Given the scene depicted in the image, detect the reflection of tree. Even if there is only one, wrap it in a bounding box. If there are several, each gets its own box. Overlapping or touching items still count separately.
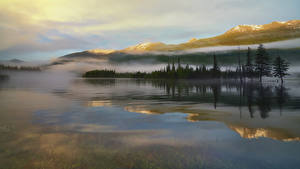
[275,85,289,116]
[195,84,207,96]
[238,83,243,118]
[246,83,255,118]
[0,74,9,81]
[211,84,221,109]
[177,84,182,99]
[84,78,116,86]
[256,85,272,119]
[147,79,290,119]
[166,83,171,96]
[171,83,175,98]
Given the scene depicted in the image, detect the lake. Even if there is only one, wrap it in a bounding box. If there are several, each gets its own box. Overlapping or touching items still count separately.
[0,71,300,169]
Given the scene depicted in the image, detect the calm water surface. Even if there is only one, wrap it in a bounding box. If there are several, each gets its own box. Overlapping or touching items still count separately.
[0,71,300,169]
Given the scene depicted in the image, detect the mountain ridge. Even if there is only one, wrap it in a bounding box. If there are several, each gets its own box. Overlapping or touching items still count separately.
[60,20,300,60]
[121,20,300,52]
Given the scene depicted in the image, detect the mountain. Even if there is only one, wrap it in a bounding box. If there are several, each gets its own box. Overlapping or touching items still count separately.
[9,59,24,63]
[123,20,300,52]
[122,42,169,52]
[56,20,300,65]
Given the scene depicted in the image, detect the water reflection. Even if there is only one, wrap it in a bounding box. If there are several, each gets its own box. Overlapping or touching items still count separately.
[79,79,300,142]
[86,100,112,107]
[1,73,300,169]
[228,125,300,141]
[158,80,292,119]
[275,85,289,116]
[84,79,291,120]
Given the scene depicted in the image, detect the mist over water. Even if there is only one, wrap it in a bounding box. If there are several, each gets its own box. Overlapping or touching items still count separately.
[3,38,300,75]
[1,38,300,169]
[1,0,300,167]
[49,61,167,73]
[1,69,300,169]
[42,38,300,74]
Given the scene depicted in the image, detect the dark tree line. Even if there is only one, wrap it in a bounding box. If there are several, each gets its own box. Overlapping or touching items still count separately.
[147,44,289,82]
[83,44,290,83]
[0,64,41,71]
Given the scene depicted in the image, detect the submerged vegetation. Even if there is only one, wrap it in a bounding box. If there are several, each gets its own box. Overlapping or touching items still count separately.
[83,44,290,83]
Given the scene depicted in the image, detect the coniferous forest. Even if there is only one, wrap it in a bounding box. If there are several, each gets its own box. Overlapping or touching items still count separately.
[83,44,290,83]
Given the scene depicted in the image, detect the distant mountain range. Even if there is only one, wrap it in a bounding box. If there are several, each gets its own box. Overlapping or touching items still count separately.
[122,20,300,52]
[9,59,24,63]
[0,59,25,65]
[56,20,300,65]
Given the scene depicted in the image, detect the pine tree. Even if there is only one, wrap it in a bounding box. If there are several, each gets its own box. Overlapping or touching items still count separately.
[177,57,182,72]
[255,44,271,82]
[272,56,289,83]
[212,54,220,71]
[171,58,175,72]
[185,64,190,71]
[245,47,254,78]
[166,57,171,72]
[237,46,243,82]
[212,54,220,78]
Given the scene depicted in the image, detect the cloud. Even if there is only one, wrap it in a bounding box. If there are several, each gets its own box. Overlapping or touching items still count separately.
[0,0,299,60]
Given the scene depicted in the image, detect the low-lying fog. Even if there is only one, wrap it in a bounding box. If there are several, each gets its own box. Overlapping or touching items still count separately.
[48,38,300,74]
[52,61,167,73]
[47,63,300,78]
[1,38,300,75]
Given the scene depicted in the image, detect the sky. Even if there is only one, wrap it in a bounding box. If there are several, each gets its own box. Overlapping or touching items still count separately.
[0,0,299,61]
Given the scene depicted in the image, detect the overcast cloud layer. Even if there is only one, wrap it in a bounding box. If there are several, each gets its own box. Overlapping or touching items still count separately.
[0,0,299,60]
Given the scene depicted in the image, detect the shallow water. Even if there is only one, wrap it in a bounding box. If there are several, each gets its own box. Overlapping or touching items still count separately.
[0,71,300,169]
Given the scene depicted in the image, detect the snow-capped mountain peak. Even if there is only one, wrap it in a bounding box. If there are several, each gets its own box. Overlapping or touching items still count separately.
[226,20,300,34]
[124,42,166,51]
[233,25,263,31]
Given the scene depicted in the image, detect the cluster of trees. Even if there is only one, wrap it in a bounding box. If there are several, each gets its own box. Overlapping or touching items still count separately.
[150,44,289,83]
[82,69,147,78]
[148,54,247,79]
[83,44,290,83]
[83,70,116,78]
[245,44,289,83]
[0,64,41,71]
[149,55,220,79]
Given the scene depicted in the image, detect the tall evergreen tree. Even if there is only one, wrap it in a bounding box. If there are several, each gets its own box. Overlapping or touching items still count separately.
[166,57,171,72]
[195,66,199,72]
[177,57,182,71]
[202,65,207,72]
[212,54,220,78]
[255,44,271,82]
[245,47,254,78]
[237,46,243,82]
[272,56,289,83]
[171,58,176,72]
[185,64,190,71]
[212,54,220,71]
